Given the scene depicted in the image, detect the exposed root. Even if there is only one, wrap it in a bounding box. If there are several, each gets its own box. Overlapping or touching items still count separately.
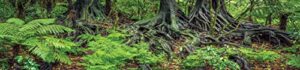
[126,0,199,60]
[229,55,251,70]
[71,0,105,20]
[189,0,293,47]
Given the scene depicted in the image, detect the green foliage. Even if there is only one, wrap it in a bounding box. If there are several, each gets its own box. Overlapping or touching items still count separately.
[238,48,281,62]
[0,18,73,42]
[25,3,49,21]
[6,18,25,25]
[291,32,300,42]
[183,46,282,69]
[0,0,15,19]
[0,0,299,69]
[225,47,281,62]
[0,58,9,70]
[182,46,240,70]
[15,56,39,70]
[51,3,68,17]
[23,36,76,64]
[0,18,75,64]
[115,0,158,20]
[286,54,300,68]
[283,44,300,53]
[228,0,300,31]
[80,32,163,70]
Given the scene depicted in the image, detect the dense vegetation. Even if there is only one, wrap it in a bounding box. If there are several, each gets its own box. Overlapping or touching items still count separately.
[0,0,300,70]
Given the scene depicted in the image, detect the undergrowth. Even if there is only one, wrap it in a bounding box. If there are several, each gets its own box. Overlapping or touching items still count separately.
[182,46,282,70]
[0,18,75,65]
[79,31,164,70]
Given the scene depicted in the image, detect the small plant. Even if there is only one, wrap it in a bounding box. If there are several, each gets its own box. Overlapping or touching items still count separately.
[182,46,240,70]
[282,44,300,53]
[80,31,163,70]
[182,46,282,70]
[0,18,75,64]
[51,3,68,17]
[239,48,281,62]
[286,54,300,68]
[15,56,39,70]
[23,36,76,64]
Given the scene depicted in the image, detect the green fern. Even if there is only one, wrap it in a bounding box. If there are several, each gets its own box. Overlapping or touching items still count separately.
[15,56,39,70]
[182,46,240,70]
[286,54,300,68]
[238,48,281,62]
[6,18,25,25]
[0,18,76,64]
[81,32,163,70]
[22,36,76,64]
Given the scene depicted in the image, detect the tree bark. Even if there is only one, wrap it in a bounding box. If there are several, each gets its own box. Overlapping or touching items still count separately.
[189,0,292,46]
[105,0,112,16]
[279,13,289,31]
[70,0,104,20]
[189,0,237,32]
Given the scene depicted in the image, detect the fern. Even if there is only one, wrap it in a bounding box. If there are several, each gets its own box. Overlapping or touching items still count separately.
[34,25,74,35]
[81,32,163,70]
[0,18,76,64]
[0,21,24,42]
[238,48,281,62]
[183,46,282,70]
[15,56,39,70]
[19,18,74,35]
[286,54,300,68]
[20,19,56,31]
[23,36,75,64]
[6,18,25,25]
[182,46,240,70]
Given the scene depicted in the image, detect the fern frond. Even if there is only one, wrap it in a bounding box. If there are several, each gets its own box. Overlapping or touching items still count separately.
[0,23,21,35]
[30,44,54,62]
[20,18,56,31]
[34,25,74,35]
[0,23,24,41]
[45,37,76,49]
[53,53,72,64]
[22,37,41,47]
[78,34,97,41]
[1,18,75,65]
[6,18,25,25]
[25,37,74,64]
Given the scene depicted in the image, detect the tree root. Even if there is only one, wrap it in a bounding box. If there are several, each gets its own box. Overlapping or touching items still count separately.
[70,0,105,20]
[229,55,251,70]
[188,0,293,47]
[127,0,194,59]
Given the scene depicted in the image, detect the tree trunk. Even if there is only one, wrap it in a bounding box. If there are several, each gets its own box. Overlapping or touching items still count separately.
[45,0,53,13]
[266,13,273,25]
[11,0,26,18]
[69,0,105,20]
[128,0,190,60]
[189,0,237,32]
[105,0,112,16]
[279,13,289,31]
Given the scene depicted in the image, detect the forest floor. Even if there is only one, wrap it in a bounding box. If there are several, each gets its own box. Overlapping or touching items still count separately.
[48,42,299,70]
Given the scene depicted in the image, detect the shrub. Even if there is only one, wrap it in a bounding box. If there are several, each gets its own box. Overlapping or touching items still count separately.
[15,56,39,70]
